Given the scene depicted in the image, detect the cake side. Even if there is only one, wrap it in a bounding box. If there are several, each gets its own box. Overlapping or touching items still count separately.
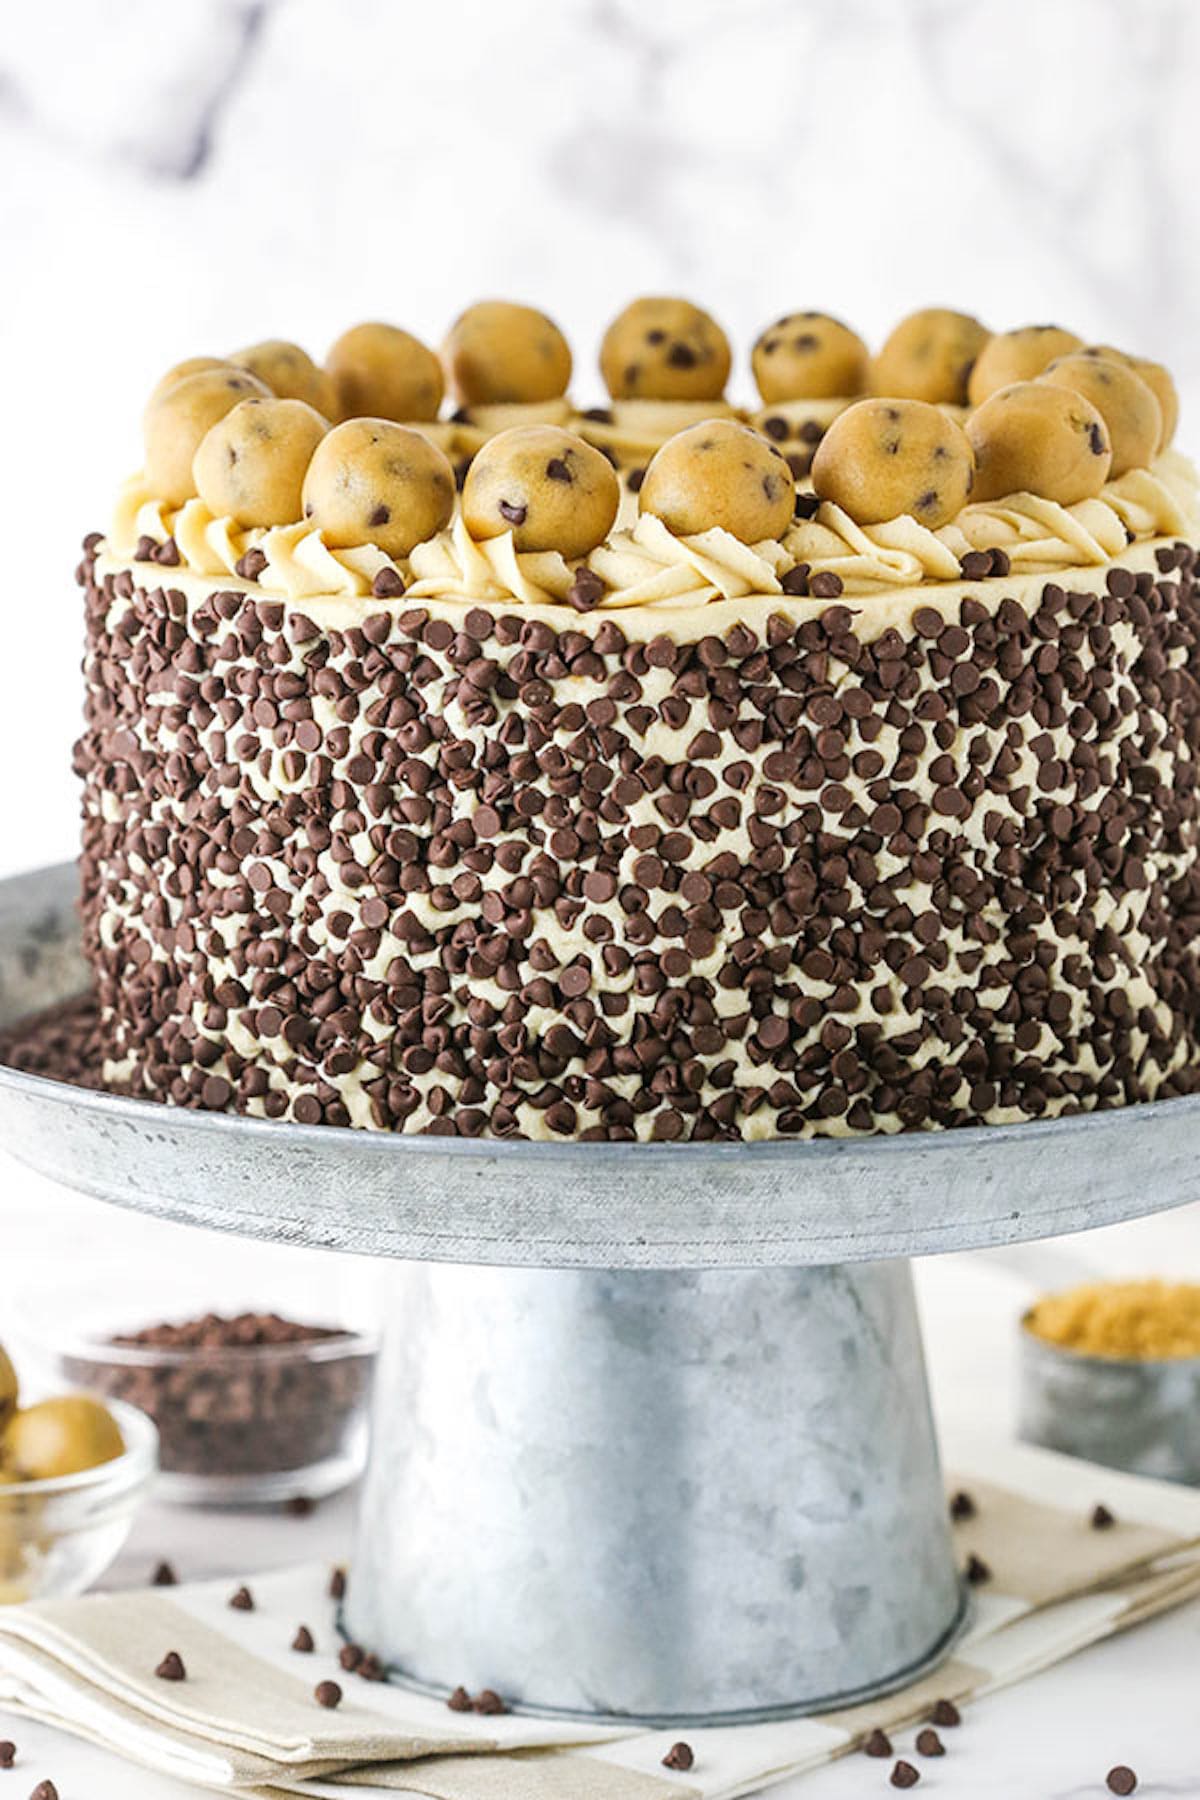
[74,534,1200,1139]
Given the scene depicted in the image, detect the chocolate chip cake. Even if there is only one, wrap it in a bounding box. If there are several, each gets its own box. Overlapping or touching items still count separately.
[62,301,1200,1139]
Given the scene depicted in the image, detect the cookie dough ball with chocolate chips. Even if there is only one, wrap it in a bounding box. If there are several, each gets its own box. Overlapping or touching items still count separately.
[601,297,732,402]
[639,419,795,543]
[0,1344,16,1433]
[752,312,870,403]
[193,397,329,527]
[326,322,445,423]
[811,398,975,528]
[231,339,337,416]
[301,418,456,558]
[147,355,239,408]
[442,301,572,407]
[967,325,1083,405]
[5,1396,125,1480]
[967,381,1111,503]
[1079,347,1179,452]
[462,425,619,557]
[1038,353,1162,476]
[144,367,272,506]
[870,308,990,406]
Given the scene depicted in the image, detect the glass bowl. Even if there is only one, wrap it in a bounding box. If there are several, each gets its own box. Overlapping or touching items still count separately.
[41,1319,378,1507]
[0,1399,157,1602]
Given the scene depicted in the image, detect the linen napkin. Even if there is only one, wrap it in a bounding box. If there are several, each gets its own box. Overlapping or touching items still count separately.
[0,1435,1198,1799]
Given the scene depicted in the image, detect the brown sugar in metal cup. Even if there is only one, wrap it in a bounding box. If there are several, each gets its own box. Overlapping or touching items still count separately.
[55,1312,377,1506]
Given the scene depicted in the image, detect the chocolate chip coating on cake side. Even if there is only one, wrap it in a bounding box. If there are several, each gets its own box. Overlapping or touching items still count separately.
[73,540,1200,1141]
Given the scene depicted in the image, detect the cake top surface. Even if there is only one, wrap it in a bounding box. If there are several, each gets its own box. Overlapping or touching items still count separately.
[107,300,1197,618]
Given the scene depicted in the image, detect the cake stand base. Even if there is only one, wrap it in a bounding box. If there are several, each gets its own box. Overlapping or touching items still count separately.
[345,1259,965,1722]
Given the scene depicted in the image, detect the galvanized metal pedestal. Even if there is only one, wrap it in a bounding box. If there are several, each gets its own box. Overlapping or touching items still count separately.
[2,863,1199,1721]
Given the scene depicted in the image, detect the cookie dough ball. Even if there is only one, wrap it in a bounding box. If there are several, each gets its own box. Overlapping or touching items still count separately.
[326,322,444,423]
[193,397,329,527]
[811,399,975,528]
[870,308,990,406]
[442,301,572,407]
[1078,347,1178,452]
[301,418,455,558]
[967,325,1083,406]
[600,297,732,402]
[1038,354,1161,477]
[4,1396,125,1480]
[967,381,1111,504]
[231,338,337,416]
[147,355,238,408]
[144,367,272,506]
[0,1345,16,1433]
[462,425,619,557]
[639,419,795,543]
[752,312,870,403]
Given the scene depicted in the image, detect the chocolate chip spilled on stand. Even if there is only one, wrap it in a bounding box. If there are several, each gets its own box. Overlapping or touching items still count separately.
[30,1783,58,1800]
[949,1490,976,1521]
[864,1728,893,1757]
[155,1651,186,1682]
[152,1561,177,1587]
[229,1585,254,1611]
[329,1567,347,1601]
[1091,1503,1117,1530]
[890,1760,920,1788]
[292,1625,315,1653]
[964,1552,992,1585]
[314,1680,342,1710]
[475,1688,508,1715]
[0,1740,14,1768]
[1106,1768,1138,1796]
[446,1685,473,1713]
[662,1741,695,1771]
[340,1644,364,1672]
[929,1698,961,1727]
[915,1728,945,1757]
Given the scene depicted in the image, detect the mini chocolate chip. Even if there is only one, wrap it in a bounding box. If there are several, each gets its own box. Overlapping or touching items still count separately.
[662,1741,694,1770]
[990,547,1011,576]
[891,1761,920,1788]
[545,457,573,483]
[0,1742,13,1768]
[228,1585,254,1611]
[155,1651,186,1681]
[30,1785,57,1800]
[864,1728,893,1757]
[154,537,181,566]
[781,565,810,596]
[810,570,844,599]
[949,1489,976,1521]
[567,566,606,612]
[1091,1503,1117,1529]
[368,504,391,527]
[929,1698,961,1727]
[583,406,613,423]
[152,1561,178,1587]
[793,490,820,518]
[447,1685,473,1712]
[915,1728,944,1757]
[329,1566,347,1600]
[235,547,268,581]
[964,1552,991,1585]
[314,1680,342,1709]
[1106,1768,1137,1795]
[372,567,405,599]
[959,550,994,580]
[339,1643,364,1671]
[498,500,527,526]
[357,1653,385,1681]
[474,1688,509,1715]
[292,1625,315,1652]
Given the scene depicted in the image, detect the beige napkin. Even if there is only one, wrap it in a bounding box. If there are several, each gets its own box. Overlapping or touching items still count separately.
[0,1435,1198,1799]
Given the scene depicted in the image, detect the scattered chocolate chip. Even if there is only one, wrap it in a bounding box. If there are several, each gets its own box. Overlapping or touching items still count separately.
[228,1586,254,1612]
[890,1761,920,1788]
[662,1742,694,1770]
[329,1567,347,1601]
[339,1643,364,1672]
[235,547,268,581]
[959,550,994,580]
[781,564,810,596]
[1091,1503,1117,1530]
[0,1742,13,1768]
[498,500,527,526]
[929,1698,961,1727]
[915,1728,944,1757]
[371,567,405,599]
[1106,1768,1137,1795]
[29,1785,57,1800]
[964,1553,992,1585]
[135,534,158,563]
[447,1685,473,1712]
[155,1651,186,1682]
[152,1561,177,1587]
[566,566,606,613]
[864,1728,893,1757]
[314,1680,342,1709]
[474,1688,508,1715]
[287,1496,316,1517]
[153,537,181,566]
[809,570,844,599]
[949,1490,976,1521]
[292,1625,315,1653]
[990,547,1011,577]
[357,1653,385,1682]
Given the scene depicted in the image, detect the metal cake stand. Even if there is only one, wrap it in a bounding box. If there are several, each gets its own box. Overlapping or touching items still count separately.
[1,861,1197,1723]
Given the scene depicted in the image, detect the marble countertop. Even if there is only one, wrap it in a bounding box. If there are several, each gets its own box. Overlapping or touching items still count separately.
[1,1156,1198,1796]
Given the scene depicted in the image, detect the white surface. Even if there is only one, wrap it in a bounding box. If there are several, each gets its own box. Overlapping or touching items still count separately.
[1,1156,1199,1794]
[2,0,1200,1787]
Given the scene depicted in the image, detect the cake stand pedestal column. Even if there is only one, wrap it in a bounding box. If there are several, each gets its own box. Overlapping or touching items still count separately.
[345,1258,964,1722]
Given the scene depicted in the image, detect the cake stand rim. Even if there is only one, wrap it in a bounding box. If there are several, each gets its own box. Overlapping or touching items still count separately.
[2,856,1198,1268]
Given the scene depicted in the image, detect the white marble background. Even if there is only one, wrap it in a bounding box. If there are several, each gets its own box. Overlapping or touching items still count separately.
[2,0,1200,871]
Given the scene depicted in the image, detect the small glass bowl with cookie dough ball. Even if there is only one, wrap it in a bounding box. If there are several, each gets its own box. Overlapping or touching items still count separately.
[0,1340,157,1602]
[17,1293,378,1508]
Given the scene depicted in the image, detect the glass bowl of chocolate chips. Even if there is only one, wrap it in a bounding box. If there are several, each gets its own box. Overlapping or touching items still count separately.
[35,1307,377,1507]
